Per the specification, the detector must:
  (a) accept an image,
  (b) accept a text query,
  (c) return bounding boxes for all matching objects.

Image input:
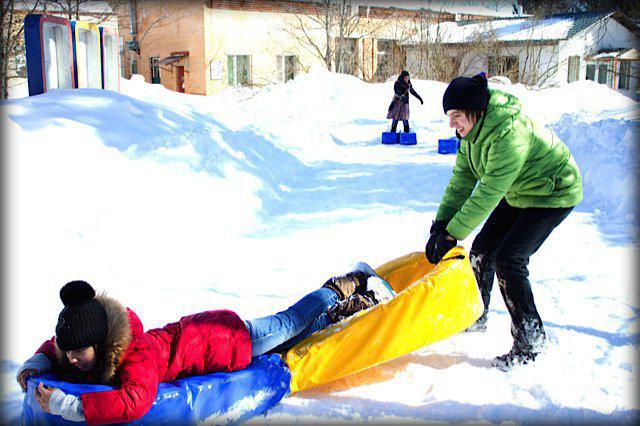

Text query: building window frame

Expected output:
[597,62,608,84]
[276,54,297,83]
[227,54,252,86]
[150,56,161,84]
[130,57,138,76]
[618,61,630,90]
[567,55,580,83]
[585,63,596,81]
[488,55,519,82]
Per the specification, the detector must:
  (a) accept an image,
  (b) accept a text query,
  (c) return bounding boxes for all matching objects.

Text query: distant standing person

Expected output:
[387,70,423,133]
[425,72,583,370]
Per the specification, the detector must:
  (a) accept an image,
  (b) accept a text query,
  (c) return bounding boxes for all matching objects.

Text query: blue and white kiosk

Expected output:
[24,14,75,96]
[99,26,120,92]
[71,21,102,89]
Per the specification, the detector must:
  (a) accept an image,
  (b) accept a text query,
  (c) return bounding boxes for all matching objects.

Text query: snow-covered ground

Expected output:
[1,71,638,424]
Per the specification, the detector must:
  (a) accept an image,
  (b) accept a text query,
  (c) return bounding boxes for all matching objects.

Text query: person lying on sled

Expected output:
[17,264,394,425]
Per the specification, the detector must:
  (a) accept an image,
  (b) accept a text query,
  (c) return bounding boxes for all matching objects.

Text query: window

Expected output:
[276,55,297,83]
[607,63,614,88]
[375,39,396,82]
[567,56,580,83]
[597,63,608,84]
[130,57,138,76]
[335,37,358,75]
[488,56,519,82]
[618,61,630,90]
[227,54,251,86]
[150,57,161,84]
[585,64,595,81]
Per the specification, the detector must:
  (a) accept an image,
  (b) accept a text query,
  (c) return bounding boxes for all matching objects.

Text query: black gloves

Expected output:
[425,222,457,264]
[429,220,447,235]
[425,220,445,260]
[418,96,424,105]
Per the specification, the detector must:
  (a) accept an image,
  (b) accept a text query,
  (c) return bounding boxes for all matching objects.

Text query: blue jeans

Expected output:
[245,287,338,358]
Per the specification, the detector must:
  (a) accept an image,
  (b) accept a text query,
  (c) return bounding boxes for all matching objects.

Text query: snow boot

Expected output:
[353,261,395,302]
[464,309,488,333]
[492,346,541,371]
[322,270,369,301]
[327,290,378,323]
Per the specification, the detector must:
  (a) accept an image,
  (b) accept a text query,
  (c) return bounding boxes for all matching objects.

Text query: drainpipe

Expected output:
[128,0,140,54]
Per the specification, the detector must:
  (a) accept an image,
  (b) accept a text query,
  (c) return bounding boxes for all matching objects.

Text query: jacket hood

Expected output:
[54,293,138,384]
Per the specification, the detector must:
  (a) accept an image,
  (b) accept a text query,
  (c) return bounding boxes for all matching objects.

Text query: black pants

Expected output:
[391,119,409,133]
[470,199,573,352]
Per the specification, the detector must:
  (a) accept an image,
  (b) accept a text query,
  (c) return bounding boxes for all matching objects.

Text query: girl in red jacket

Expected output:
[17,266,394,425]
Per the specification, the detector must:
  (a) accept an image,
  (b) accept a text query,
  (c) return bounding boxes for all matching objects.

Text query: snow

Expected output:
[407,15,580,44]
[296,0,520,18]
[1,70,638,424]
[204,389,277,424]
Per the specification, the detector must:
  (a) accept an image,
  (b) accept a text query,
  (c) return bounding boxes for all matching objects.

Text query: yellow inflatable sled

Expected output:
[284,247,483,393]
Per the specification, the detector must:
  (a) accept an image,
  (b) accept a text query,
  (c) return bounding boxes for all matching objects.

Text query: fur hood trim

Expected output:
[54,293,132,384]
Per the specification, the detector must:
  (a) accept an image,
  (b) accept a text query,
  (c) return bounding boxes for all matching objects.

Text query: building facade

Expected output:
[404,12,640,98]
[116,0,518,96]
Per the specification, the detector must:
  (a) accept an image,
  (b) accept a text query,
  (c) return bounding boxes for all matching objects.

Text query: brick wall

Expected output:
[118,0,207,95]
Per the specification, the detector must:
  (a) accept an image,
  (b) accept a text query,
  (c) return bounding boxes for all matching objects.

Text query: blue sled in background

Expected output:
[22,354,290,425]
[381,132,417,145]
[438,137,459,154]
[381,132,399,144]
[399,133,417,145]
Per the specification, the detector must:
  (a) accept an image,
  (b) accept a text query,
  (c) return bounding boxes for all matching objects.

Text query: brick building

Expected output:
[116,0,519,96]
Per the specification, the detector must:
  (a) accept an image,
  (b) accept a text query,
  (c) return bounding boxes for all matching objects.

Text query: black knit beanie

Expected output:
[55,281,108,351]
[442,72,489,113]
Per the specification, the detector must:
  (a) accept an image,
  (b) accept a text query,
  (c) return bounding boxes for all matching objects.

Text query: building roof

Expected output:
[351,0,521,18]
[14,0,113,14]
[294,0,522,18]
[404,11,639,45]
[589,48,640,61]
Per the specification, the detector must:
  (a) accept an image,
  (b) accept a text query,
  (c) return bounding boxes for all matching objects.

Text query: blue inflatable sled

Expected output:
[22,354,290,425]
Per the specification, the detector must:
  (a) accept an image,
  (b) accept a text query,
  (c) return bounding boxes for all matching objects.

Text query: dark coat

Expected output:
[387,73,423,120]
[35,294,252,425]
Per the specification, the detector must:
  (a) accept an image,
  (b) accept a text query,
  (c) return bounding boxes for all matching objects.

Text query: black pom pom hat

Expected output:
[442,72,490,114]
[55,281,108,351]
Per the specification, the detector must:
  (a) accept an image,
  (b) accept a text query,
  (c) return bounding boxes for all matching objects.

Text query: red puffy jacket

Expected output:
[36,294,252,425]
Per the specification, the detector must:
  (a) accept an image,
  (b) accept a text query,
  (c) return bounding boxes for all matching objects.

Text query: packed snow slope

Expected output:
[2,71,638,424]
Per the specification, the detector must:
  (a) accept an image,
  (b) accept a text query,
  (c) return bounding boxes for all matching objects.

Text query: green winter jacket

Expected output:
[435,89,583,240]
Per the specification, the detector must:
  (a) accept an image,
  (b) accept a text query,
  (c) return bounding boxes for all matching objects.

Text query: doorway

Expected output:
[176,66,185,92]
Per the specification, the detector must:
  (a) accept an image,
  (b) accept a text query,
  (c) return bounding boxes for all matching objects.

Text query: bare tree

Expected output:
[1,0,42,99]
[279,0,364,74]
[43,0,124,22]
[126,0,191,52]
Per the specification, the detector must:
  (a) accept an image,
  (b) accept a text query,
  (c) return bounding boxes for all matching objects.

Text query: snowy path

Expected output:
[1,73,638,424]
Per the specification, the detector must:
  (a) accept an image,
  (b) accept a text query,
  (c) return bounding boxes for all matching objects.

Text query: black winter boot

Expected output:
[492,346,540,371]
[464,309,488,333]
[493,319,547,371]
